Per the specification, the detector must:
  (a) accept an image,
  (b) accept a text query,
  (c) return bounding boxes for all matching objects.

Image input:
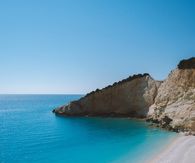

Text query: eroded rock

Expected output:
[54,74,160,118]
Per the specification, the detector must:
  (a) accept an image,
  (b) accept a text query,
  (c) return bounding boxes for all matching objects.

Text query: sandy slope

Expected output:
[150,135,195,163]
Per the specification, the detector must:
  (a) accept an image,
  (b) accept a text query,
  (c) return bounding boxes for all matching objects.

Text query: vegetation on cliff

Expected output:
[178,57,195,69]
[85,73,149,97]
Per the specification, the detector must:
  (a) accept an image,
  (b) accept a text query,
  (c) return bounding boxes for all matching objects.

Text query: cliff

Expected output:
[148,57,195,133]
[53,57,195,134]
[54,74,161,118]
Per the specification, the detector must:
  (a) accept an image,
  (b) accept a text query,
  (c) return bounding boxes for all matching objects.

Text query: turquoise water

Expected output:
[0,95,176,163]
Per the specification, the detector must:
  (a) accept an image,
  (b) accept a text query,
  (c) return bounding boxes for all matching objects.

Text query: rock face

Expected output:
[53,57,195,134]
[54,74,161,118]
[148,57,195,133]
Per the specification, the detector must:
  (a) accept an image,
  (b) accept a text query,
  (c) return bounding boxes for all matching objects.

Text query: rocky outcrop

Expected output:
[53,57,195,134]
[148,57,195,134]
[54,74,161,118]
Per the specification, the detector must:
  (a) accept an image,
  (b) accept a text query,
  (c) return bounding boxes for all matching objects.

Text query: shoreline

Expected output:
[149,134,195,163]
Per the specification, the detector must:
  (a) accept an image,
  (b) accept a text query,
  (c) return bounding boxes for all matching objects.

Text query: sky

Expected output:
[0,0,195,94]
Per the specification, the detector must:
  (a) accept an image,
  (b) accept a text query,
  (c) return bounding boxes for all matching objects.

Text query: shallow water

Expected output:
[0,95,176,163]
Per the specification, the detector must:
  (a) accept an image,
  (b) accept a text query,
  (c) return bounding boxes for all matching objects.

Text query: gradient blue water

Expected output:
[0,95,176,163]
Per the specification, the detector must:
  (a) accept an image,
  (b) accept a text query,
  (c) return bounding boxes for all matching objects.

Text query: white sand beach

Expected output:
[150,135,195,163]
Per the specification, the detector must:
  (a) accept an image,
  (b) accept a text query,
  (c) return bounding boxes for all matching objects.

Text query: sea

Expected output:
[0,95,177,163]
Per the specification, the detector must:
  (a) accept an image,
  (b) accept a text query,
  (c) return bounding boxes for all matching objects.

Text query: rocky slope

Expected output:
[53,57,195,134]
[54,74,161,118]
[148,58,195,134]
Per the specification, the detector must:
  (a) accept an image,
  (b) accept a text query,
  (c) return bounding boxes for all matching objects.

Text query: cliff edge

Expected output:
[53,57,195,134]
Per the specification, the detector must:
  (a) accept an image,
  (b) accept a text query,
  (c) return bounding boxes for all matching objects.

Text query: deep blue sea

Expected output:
[0,95,177,163]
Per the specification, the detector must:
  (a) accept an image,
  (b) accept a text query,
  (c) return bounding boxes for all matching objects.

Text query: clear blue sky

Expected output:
[0,0,194,94]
